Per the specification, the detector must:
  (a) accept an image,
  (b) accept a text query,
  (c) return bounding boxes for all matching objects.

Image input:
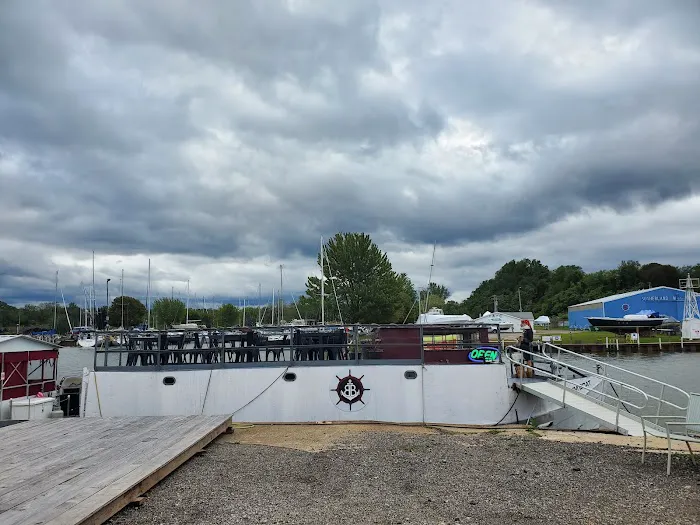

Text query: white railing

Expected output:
[503,345,651,432]
[541,342,690,418]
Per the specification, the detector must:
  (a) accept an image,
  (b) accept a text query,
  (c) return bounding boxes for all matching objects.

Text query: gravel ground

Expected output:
[109,427,700,525]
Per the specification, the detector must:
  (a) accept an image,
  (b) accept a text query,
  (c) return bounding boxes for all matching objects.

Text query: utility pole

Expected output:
[518,287,522,312]
[492,295,498,313]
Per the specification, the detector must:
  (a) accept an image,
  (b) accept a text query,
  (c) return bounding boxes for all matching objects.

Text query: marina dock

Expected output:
[0,415,231,525]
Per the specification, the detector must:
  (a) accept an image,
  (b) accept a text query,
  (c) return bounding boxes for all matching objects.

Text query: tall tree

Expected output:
[419,283,451,309]
[304,232,415,323]
[107,296,147,328]
[461,259,551,317]
[616,260,642,291]
[218,303,240,326]
[393,273,419,323]
[639,263,680,288]
[151,298,186,328]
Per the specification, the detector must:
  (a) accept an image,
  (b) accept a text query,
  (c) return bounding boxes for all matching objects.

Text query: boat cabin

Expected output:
[0,335,59,420]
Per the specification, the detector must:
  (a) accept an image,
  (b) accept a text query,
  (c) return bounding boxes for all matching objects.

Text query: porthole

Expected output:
[404,370,417,379]
[163,376,176,386]
[283,372,297,382]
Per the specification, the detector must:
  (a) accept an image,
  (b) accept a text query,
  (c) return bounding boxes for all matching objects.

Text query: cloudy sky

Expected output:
[1,0,699,308]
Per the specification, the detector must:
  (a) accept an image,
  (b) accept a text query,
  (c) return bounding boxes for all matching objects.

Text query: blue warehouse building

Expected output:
[568,286,699,329]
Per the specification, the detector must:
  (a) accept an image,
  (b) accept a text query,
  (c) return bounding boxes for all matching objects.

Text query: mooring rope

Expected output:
[230,366,291,418]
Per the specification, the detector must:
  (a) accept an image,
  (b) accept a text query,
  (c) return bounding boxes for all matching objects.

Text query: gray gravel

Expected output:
[109,430,700,525]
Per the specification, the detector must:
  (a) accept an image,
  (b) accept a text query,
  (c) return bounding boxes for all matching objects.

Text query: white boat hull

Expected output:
[80,363,572,425]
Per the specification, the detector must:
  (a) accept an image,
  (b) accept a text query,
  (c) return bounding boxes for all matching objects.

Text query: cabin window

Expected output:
[283,372,297,382]
[163,377,176,386]
[404,370,417,379]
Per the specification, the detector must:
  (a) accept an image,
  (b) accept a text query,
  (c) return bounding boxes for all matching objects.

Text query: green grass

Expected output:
[534,329,681,345]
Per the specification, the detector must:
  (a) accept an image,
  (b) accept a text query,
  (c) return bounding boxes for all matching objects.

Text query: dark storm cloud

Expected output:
[1,0,700,304]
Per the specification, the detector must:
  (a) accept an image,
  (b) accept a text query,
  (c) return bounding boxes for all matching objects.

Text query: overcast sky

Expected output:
[1,0,699,308]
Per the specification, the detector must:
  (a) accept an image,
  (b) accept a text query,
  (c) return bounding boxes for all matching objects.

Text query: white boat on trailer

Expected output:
[80,323,624,427]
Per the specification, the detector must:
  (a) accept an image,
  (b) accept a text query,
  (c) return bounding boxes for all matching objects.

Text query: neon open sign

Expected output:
[468,347,500,364]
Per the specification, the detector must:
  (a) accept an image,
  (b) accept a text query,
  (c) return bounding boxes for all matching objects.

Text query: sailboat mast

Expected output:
[279,265,284,324]
[424,242,437,314]
[147,258,151,328]
[61,287,72,332]
[186,279,190,324]
[53,270,58,330]
[120,269,124,328]
[320,236,325,326]
[258,283,262,325]
[91,250,95,327]
[271,289,275,325]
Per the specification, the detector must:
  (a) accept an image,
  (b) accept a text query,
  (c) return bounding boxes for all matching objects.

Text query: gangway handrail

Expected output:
[541,342,690,413]
[504,345,650,413]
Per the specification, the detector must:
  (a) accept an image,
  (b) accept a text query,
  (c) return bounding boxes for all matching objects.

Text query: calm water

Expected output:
[57,347,699,429]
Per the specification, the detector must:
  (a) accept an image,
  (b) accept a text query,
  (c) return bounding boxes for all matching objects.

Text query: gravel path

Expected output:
[109,427,700,525]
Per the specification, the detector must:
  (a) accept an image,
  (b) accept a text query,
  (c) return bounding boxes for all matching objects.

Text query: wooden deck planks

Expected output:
[0,416,231,525]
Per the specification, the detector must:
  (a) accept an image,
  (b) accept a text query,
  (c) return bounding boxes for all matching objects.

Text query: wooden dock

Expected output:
[0,415,231,525]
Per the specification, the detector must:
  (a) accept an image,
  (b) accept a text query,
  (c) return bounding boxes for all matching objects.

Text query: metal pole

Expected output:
[53,270,58,331]
[419,324,425,364]
[92,250,95,328]
[121,269,124,345]
[320,236,324,326]
[518,287,522,312]
[656,384,665,417]
[280,265,284,324]
[147,258,151,329]
[120,269,124,326]
[106,278,111,329]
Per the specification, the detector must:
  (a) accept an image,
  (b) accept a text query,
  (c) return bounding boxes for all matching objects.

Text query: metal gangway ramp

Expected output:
[503,343,691,437]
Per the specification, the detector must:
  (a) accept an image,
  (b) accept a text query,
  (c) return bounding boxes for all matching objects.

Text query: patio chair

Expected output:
[641,392,700,475]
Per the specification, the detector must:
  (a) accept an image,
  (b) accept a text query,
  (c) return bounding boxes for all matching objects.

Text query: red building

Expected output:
[0,335,59,420]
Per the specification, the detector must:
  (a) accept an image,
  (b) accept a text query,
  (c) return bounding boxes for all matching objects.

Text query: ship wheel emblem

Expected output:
[331,370,369,410]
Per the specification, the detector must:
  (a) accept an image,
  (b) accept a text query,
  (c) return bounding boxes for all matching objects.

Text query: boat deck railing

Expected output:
[541,342,690,417]
[90,323,504,370]
[503,344,651,416]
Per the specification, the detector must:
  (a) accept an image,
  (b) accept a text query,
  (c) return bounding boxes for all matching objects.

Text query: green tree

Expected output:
[218,303,240,326]
[419,283,450,309]
[393,273,419,323]
[304,232,415,323]
[461,259,551,317]
[616,260,642,291]
[151,298,186,328]
[0,300,19,332]
[107,296,147,328]
[639,263,680,288]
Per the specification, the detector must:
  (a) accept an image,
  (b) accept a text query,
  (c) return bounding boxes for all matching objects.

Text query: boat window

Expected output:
[404,370,417,379]
[283,372,297,382]
[163,377,176,386]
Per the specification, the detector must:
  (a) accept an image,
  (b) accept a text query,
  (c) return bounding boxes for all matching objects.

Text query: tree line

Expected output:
[2,233,698,331]
[441,259,700,319]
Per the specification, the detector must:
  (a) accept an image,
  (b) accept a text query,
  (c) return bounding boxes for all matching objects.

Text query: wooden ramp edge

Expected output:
[0,416,231,525]
[65,415,232,525]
